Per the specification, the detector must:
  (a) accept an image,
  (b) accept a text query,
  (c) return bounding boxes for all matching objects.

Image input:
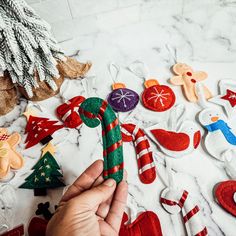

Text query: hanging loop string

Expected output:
[127,60,150,81]
[108,62,120,84]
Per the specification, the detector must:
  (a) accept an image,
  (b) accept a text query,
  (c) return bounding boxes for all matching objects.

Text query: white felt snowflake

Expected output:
[111,89,135,108]
[210,80,236,118]
[147,87,170,107]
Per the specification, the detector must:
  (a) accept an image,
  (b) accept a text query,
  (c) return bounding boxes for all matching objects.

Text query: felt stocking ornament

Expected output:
[56,96,85,128]
[145,104,201,158]
[107,63,139,112]
[121,123,156,184]
[128,61,175,112]
[79,97,124,183]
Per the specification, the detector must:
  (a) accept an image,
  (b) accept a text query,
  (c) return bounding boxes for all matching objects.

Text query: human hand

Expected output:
[46,160,128,236]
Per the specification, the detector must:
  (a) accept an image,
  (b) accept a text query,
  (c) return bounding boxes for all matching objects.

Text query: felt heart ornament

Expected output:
[119,211,163,236]
[107,83,139,112]
[28,217,48,236]
[214,180,236,216]
[170,63,212,103]
[142,79,175,112]
[56,96,85,128]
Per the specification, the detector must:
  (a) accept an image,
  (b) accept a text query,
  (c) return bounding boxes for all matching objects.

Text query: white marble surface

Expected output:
[1,0,236,235]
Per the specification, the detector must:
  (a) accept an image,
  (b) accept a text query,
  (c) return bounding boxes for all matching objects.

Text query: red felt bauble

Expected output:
[142,80,175,112]
[56,96,85,128]
[214,180,236,216]
[28,217,48,236]
[119,211,163,236]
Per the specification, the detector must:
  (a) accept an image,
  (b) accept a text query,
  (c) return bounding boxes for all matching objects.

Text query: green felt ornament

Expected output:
[19,151,65,196]
[79,97,124,183]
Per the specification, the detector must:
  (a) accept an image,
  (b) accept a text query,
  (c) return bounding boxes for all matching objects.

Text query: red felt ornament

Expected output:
[214,180,236,216]
[28,217,48,236]
[119,211,163,236]
[56,96,85,128]
[25,116,64,149]
[121,123,156,184]
[0,225,24,236]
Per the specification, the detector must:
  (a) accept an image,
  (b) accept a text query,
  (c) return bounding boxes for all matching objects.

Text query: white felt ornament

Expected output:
[145,104,201,158]
[210,80,236,118]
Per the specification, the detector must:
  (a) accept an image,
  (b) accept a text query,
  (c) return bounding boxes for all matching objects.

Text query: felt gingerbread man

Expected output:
[170,63,212,102]
[0,128,23,179]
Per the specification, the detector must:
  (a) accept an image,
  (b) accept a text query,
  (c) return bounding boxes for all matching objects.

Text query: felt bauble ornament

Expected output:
[19,151,65,196]
[170,63,212,103]
[209,80,236,118]
[0,128,23,179]
[199,108,236,161]
[28,217,47,236]
[161,188,207,236]
[79,97,124,183]
[146,104,201,158]
[24,115,64,149]
[107,63,139,112]
[56,96,85,128]
[0,225,24,236]
[214,180,236,216]
[0,73,18,116]
[119,211,163,236]
[121,123,156,184]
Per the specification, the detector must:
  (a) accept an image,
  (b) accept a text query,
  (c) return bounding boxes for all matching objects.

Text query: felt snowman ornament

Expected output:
[146,104,201,158]
[128,61,176,112]
[107,63,139,112]
[210,79,236,118]
[198,108,236,161]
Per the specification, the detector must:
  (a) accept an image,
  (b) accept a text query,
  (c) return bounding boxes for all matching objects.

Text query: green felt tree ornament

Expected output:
[19,151,65,196]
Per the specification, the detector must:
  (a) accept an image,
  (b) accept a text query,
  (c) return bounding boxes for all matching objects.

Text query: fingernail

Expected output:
[104,179,115,187]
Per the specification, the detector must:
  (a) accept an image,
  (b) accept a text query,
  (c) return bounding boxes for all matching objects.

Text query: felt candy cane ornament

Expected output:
[79,97,124,183]
[107,63,139,112]
[128,61,175,112]
[121,123,156,184]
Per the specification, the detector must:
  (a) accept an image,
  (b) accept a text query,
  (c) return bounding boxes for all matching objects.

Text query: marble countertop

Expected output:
[1,0,236,235]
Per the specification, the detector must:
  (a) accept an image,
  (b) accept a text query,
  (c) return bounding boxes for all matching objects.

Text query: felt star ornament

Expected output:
[23,107,38,120]
[41,142,56,156]
[210,80,236,118]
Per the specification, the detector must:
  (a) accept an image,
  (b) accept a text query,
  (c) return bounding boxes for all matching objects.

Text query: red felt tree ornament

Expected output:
[25,115,64,149]
[119,211,163,236]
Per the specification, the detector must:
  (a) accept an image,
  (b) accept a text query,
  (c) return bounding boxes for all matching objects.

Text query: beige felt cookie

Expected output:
[0,128,24,179]
[170,63,212,102]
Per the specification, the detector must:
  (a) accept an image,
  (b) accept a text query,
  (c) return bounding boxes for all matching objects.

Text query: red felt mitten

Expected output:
[28,217,48,236]
[214,180,236,216]
[56,96,85,128]
[142,79,175,112]
[119,211,163,236]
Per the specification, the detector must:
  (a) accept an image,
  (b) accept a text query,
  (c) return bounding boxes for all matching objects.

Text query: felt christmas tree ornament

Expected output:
[79,97,124,183]
[170,63,212,103]
[119,211,163,236]
[56,96,85,128]
[0,73,18,116]
[198,108,236,161]
[107,63,139,112]
[19,151,65,196]
[121,123,156,184]
[214,180,236,217]
[146,104,201,158]
[209,80,236,118]
[0,128,24,179]
[128,60,175,112]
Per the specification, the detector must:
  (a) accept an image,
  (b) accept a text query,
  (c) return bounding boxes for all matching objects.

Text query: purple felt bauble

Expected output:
[107,88,139,112]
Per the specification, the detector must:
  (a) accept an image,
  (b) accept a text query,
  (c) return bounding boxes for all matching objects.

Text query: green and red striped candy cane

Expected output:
[79,97,124,183]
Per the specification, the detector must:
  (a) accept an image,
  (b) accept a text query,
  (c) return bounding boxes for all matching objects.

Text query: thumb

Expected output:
[71,179,116,210]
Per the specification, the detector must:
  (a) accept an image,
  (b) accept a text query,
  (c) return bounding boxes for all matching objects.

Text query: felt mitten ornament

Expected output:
[121,123,156,184]
[107,63,139,112]
[146,104,201,158]
[79,97,124,183]
[0,128,24,179]
[170,63,212,103]
[56,96,85,128]
[128,61,175,112]
[210,80,236,118]
[119,211,163,236]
